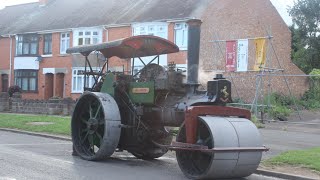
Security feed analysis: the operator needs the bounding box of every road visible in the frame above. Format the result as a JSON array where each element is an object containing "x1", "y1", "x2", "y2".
[
  {"x1": 0, "y1": 131, "x2": 283, "y2": 180},
  {"x1": 261, "y1": 115, "x2": 320, "y2": 159}
]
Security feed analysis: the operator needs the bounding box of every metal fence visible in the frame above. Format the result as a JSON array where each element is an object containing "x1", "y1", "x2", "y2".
[{"x1": 224, "y1": 73, "x2": 320, "y2": 122}]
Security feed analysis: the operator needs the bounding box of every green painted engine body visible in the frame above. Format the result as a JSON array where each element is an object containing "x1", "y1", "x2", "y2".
[{"x1": 100, "y1": 73, "x2": 155, "y2": 105}]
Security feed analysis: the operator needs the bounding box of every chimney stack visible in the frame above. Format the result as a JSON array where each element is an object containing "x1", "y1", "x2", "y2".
[{"x1": 186, "y1": 19, "x2": 202, "y2": 85}]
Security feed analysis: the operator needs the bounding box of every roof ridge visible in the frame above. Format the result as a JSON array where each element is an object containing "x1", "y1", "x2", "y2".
[{"x1": 3, "y1": 2, "x2": 39, "y2": 9}]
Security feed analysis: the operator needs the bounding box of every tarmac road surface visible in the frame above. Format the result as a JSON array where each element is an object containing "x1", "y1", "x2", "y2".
[
  {"x1": 0, "y1": 131, "x2": 284, "y2": 180},
  {"x1": 261, "y1": 117, "x2": 320, "y2": 159}
]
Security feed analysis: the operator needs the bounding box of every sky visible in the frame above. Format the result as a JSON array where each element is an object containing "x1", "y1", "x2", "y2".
[{"x1": 0, "y1": 0, "x2": 295, "y2": 25}]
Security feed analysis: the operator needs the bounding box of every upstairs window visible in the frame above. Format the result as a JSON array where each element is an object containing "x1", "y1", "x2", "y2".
[
  {"x1": 43, "y1": 34, "x2": 52, "y2": 55},
  {"x1": 73, "y1": 29, "x2": 102, "y2": 46},
  {"x1": 133, "y1": 23, "x2": 168, "y2": 39},
  {"x1": 14, "y1": 70, "x2": 38, "y2": 92},
  {"x1": 16, "y1": 35, "x2": 38, "y2": 56},
  {"x1": 132, "y1": 23, "x2": 169, "y2": 70},
  {"x1": 174, "y1": 23, "x2": 188, "y2": 50},
  {"x1": 60, "y1": 32, "x2": 70, "y2": 54}
]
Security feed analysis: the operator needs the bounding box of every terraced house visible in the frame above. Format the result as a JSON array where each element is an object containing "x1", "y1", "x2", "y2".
[{"x1": 0, "y1": 0, "x2": 307, "y2": 101}]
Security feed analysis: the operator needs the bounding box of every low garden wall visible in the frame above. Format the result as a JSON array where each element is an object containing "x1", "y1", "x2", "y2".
[
  {"x1": 0, "y1": 92, "x2": 75, "y2": 116},
  {"x1": 0, "y1": 92, "x2": 9, "y2": 112}
]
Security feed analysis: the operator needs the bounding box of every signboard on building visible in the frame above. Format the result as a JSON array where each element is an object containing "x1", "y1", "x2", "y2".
[
  {"x1": 237, "y1": 39, "x2": 249, "y2": 72},
  {"x1": 254, "y1": 38, "x2": 267, "y2": 71},
  {"x1": 225, "y1": 41, "x2": 237, "y2": 72}
]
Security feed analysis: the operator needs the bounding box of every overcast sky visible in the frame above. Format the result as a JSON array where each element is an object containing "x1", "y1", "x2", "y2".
[{"x1": 0, "y1": 0, "x2": 295, "y2": 25}]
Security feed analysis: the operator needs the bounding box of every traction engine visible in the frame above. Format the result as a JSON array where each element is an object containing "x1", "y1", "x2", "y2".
[{"x1": 67, "y1": 19, "x2": 268, "y2": 179}]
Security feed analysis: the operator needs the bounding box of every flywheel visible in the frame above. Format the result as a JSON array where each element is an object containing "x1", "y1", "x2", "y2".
[{"x1": 71, "y1": 92, "x2": 121, "y2": 161}]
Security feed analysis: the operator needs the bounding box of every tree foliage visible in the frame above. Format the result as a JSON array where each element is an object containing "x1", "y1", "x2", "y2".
[{"x1": 289, "y1": 0, "x2": 320, "y2": 73}]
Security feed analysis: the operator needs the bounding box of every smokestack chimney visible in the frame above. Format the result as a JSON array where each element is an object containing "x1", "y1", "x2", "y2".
[{"x1": 186, "y1": 19, "x2": 202, "y2": 85}]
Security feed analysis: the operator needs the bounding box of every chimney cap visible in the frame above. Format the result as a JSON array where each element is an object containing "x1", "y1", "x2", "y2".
[{"x1": 186, "y1": 19, "x2": 202, "y2": 26}]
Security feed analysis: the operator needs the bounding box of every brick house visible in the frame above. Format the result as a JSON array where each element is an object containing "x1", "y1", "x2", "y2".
[{"x1": 0, "y1": 0, "x2": 307, "y2": 102}]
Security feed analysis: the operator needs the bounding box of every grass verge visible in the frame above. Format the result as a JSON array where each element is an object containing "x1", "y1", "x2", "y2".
[
  {"x1": 251, "y1": 115, "x2": 265, "y2": 129},
  {"x1": 0, "y1": 113, "x2": 71, "y2": 135},
  {"x1": 263, "y1": 147, "x2": 320, "y2": 172}
]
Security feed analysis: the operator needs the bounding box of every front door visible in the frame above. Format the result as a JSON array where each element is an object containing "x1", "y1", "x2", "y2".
[
  {"x1": 44, "y1": 73, "x2": 54, "y2": 99},
  {"x1": 55, "y1": 73, "x2": 65, "y2": 98},
  {"x1": 1, "y1": 74, "x2": 8, "y2": 92}
]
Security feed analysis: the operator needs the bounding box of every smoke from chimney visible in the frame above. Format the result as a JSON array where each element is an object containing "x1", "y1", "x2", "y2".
[{"x1": 39, "y1": 0, "x2": 49, "y2": 6}]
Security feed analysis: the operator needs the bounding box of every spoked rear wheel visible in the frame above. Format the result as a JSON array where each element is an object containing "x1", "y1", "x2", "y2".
[{"x1": 72, "y1": 92, "x2": 121, "y2": 161}]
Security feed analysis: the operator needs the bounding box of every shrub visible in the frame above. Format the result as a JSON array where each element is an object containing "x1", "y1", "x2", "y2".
[
  {"x1": 264, "y1": 93, "x2": 292, "y2": 119},
  {"x1": 8, "y1": 85, "x2": 21, "y2": 97},
  {"x1": 299, "y1": 69, "x2": 320, "y2": 109},
  {"x1": 268, "y1": 105, "x2": 292, "y2": 119}
]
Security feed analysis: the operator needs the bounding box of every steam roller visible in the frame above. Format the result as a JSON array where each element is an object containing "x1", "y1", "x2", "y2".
[{"x1": 67, "y1": 19, "x2": 268, "y2": 179}]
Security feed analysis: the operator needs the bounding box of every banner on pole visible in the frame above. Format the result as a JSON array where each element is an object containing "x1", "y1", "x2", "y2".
[
  {"x1": 254, "y1": 38, "x2": 267, "y2": 71},
  {"x1": 237, "y1": 39, "x2": 248, "y2": 72},
  {"x1": 225, "y1": 40, "x2": 237, "y2": 72}
]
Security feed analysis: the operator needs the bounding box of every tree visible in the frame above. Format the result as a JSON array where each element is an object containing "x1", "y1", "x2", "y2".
[{"x1": 289, "y1": 0, "x2": 320, "y2": 74}]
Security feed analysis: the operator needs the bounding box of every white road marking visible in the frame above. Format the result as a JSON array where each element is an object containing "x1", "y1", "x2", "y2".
[
  {"x1": 115, "y1": 154, "x2": 176, "y2": 161},
  {"x1": 1, "y1": 146, "x2": 75, "y2": 166}
]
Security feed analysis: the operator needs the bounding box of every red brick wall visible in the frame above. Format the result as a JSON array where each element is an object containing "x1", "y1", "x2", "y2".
[
  {"x1": 21, "y1": 32, "x2": 73, "y2": 100},
  {"x1": 0, "y1": 37, "x2": 11, "y2": 92},
  {"x1": 0, "y1": 37, "x2": 11, "y2": 71},
  {"x1": 107, "y1": 26, "x2": 132, "y2": 72},
  {"x1": 39, "y1": 32, "x2": 73, "y2": 98},
  {"x1": 198, "y1": 0, "x2": 308, "y2": 102}
]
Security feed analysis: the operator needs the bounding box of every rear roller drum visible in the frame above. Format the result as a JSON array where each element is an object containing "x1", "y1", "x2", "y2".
[
  {"x1": 72, "y1": 92, "x2": 121, "y2": 161},
  {"x1": 176, "y1": 117, "x2": 263, "y2": 179}
]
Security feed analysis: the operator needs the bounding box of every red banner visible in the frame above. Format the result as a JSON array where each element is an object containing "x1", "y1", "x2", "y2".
[{"x1": 225, "y1": 41, "x2": 237, "y2": 72}]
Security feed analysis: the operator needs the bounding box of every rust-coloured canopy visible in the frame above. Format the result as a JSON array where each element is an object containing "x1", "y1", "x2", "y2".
[{"x1": 66, "y1": 35, "x2": 179, "y2": 59}]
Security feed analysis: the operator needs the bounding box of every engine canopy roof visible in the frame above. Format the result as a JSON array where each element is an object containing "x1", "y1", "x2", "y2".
[{"x1": 66, "y1": 35, "x2": 179, "y2": 59}]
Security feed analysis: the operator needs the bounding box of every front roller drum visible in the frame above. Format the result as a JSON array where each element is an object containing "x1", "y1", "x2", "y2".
[
  {"x1": 176, "y1": 117, "x2": 263, "y2": 179},
  {"x1": 72, "y1": 92, "x2": 121, "y2": 161}
]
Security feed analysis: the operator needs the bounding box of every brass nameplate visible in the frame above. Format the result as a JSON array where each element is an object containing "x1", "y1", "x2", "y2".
[{"x1": 132, "y1": 88, "x2": 150, "y2": 94}]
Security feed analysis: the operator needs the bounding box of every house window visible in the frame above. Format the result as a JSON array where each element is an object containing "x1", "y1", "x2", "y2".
[
  {"x1": 174, "y1": 23, "x2": 188, "y2": 50},
  {"x1": 132, "y1": 23, "x2": 169, "y2": 69},
  {"x1": 72, "y1": 68, "x2": 98, "y2": 93},
  {"x1": 43, "y1": 34, "x2": 52, "y2": 55},
  {"x1": 133, "y1": 23, "x2": 168, "y2": 39},
  {"x1": 14, "y1": 70, "x2": 38, "y2": 92},
  {"x1": 16, "y1": 35, "x2": 38, "y2": 56},
  {"x1": 60, "y1": 32, "x2": 70, "y2": 54},
  {"x1": 73, "y1": 29, "x2": 102, "y2": 46}
]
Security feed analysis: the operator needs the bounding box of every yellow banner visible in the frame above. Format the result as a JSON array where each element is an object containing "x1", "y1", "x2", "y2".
[{"x1": 254, "y1": 38, "x2": 267, "y2": 71}]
